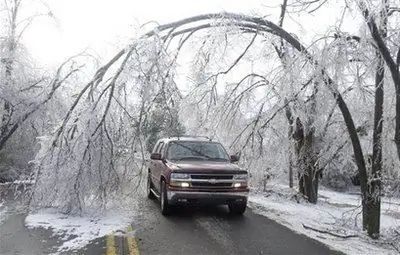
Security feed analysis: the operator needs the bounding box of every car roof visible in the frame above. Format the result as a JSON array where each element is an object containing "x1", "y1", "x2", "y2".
[{"x1": 157, "y1": 136, "x2": 218, "y2": 144}]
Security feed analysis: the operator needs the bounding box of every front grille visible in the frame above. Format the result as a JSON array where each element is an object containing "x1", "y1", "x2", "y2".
[
  {"x1": 191, "y1": 182, "x2": 232, "y2": 187},
  {"x1": 191, "y1": 174, "x2": 233, "y2": 180},
  {"x1": 189, "y1": 174, "x2": 234, "y2": 189}
]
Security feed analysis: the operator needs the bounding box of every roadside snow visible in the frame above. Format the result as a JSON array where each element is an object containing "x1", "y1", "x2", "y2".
[
  {"x1": 24, "y1": 179, "x2": 146, "y2": 254},
  {"x1": 0, "y1": 201, "x2": 7, "y2": 224},
  {"x1": 1, "y1": 180, "x2": 36, "y2": 185},
  {"x1": 249, "y1": 184, "x2": 400, "y2": 255},
  {"x1": 25, "y1": 207, "x2": 133, "y2": 254}
]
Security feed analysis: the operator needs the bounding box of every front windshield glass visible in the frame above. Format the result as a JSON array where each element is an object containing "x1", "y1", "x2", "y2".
[{"x1": 166, "y1": 141, "x2": 229, "y2": 161}]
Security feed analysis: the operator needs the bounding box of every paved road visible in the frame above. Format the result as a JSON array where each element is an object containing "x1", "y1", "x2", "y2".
[
  {"x1": 1, "y1": 188, "x2": 342, "y2": 255},
  {"x1": 133, "y1": 199, "x2": 341, "y2": 255}
]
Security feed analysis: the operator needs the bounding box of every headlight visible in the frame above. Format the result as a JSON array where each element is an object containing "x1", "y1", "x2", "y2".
[
  {"x1": 233, "y1": 173, "x2": 248, "y2": 180},
  {"x1": 170, "y1": 173, "x2": 191, "y2": 188},
  {"x1": 233, "y1": 183, "x2": 242, "y2": 188},
  {"x1": 170, "y1": 173, "x2": 190, "y2": 180}
]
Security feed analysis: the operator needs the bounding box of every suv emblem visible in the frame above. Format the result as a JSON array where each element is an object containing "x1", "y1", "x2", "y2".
[{"x1": 208, "y1": 179, "x2": 217, "y2": 184}]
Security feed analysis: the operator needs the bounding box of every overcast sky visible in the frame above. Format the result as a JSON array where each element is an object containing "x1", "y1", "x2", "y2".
[
  {"x1": 21, "y1": 0, "x2": 360, "y2": 67},
  {"x1": 23, "y1": 0, "x2": 268, "y2": 66}
]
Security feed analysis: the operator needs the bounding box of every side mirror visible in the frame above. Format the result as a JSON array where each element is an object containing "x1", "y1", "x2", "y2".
[
  {"x1": 150, "y1": 153, "x2": 162, "y2": 160},
  {"x1": 230, "y1": 155, "x2": 239, "y2": 163}
]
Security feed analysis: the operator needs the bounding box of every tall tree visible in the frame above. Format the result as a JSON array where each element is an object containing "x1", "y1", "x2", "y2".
[
  {"x1": 35, "y1": 12, "x2": 358, "y2": 206},
  {"x1": 363, "y1": 0, "x2": 387, "y2": 239},
  {"x1": 0, "y1": 0, "x2": 80, "y2": 184},
  {"x1": 0, "y1": 0, "x2": 78, "y2": 152}
]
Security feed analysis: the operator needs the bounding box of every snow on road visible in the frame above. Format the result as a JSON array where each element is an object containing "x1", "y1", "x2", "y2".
[
  {"x1": 25, "y1": 207, "x2": 135, "y2": 254},
  {"x1": 21, "y1": 181, "x2": 400, "y2": 255},
  {"x1": 249, "y1": 183, "x2": 400, "y2": 255}
]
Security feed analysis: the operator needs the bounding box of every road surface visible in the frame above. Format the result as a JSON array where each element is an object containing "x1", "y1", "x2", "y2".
[{"x1": 1, "y1": 188, "x2": 342, "y2": 255}]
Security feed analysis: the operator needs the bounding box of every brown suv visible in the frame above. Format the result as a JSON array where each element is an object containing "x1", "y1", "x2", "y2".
[{"x1": 147, "y1": 136, "x2": 249, "y2": 215}]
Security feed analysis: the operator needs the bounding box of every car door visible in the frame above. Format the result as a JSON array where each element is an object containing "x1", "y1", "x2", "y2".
[
  {"x1": 153, "y1": 141, "x2": 165, "y2": 194},
  {"x1": 149, "y1": 141, "x2": 161, "y2": 191}
]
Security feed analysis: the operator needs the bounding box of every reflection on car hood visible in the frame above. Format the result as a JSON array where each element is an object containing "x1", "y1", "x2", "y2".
[{"x1": 166, "y1": 161, "x2": 245, "y2": 174}]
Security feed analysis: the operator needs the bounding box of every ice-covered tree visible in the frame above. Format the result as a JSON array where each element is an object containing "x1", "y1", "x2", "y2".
[
  {"x1": 30, "y1": 1, "x2": 400, "y2": 239},
  {"x1": 0, "y1": 0, "x2": 80, "y2": 182}
]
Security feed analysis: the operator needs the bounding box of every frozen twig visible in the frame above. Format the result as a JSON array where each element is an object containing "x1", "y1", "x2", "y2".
[{"x1": 302, "y1": 224, "x2": 359, "y2": 238}]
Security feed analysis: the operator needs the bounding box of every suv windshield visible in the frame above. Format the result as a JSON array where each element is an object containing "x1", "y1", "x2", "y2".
[{"x1": 166, "y1": 141, "x2": 229, "y2": 161}]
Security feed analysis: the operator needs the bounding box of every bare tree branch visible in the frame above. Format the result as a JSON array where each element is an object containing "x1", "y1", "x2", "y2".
[{"x1": 302, "y1": 224, "x2": 358, "y2": 238}]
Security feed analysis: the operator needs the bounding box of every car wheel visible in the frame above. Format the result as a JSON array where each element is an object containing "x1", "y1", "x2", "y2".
[
  {"x1": 147, "y1": 173, "x2": 155, "y2": 200},
  {"x1": 160, "y1": 181, "x2": 171, "y2": 216},
  {"x1": 229, "y1": 203, "x2": 247, "y2": 215}
]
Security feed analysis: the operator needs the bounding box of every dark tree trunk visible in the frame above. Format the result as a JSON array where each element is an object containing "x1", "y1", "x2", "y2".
[
  {"x1": 364, "y1": 1, "x2": 387, "y2": 238},
  {"x1": 363, "y1": 53, "x2": 384, "y2": 237},
  {"x1": 288, "y1": 137, "x2": 294, "y2": 188},
  {"x1": 284, "y1": 99, "x2": 294, "y2": 188},
  {"x1": 294, "y1": 82, "x2": 319, "y2": 204},
  {"x1": 298, "y1": 174, "x2": 305, "y2": 195},
  {"x1": 303, "y1": 170, "x2": 318, "y2": 203},
  {"x1": 293, "y1": 117, "x2": 305, "y2": 194},
  {"x1": 292, "y1": 116, "x2": 318, "y2": 203},
  {"x1": 360, "y1": 2, "x2": 400, "y2": 162},
  {"x1": 299, "y1": 129, "x2": 318, "y2": 203}
]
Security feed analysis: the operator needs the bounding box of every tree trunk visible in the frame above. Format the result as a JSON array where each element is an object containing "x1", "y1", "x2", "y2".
[
  {"x1": 364, "y1": 1, "x2": 387, "y2": 237},
  {"x1": 363, "y1": 54, "x2": 384, "y2": 236},
  {"x1": 303, "y1": 169, "x2": 318, "y2": 203},
  {"x1": 292, "y1": 116, "x2": 319, "y2": 203},
  {"x1": 359, "y1": 1, "x2": 400, "y2": 162},
  {"x1": 365, "y1": 197, "x2": 381, "y2": 239},
  {"x1": 300, "y1": 129, "x2": 318, "y2": 203},
  {"x1": 288, "y1": 147, "x2": 294, "y2": 188},
  {"x1": 284, "y1": 99, "x2": 294, "y2": 188},
  {"x1": 293, "y1": 117, "x2": 304, "y2": 193}
]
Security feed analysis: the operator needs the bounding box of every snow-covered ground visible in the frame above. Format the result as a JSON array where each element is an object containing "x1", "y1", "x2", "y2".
[
  {"x1": 20, "y1": 182, "x2": 400, "y2": 255},
  {"x1": 249, "y1": 183, "x2": 400, "y2": 255},
  {"x1": 0, "y1": 180, "x2": 36, "y2": 185},
  {"x1": 0, "y1": 201, "x2": 7, "y2": 225},
  {"x1": 25, "y1": 202, "x2": 139, "y2": 254}
]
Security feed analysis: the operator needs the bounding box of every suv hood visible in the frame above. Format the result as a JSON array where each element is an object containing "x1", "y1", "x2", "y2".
[{"x1": 166, "y1": 161, "x2": 246, "y2": 174}]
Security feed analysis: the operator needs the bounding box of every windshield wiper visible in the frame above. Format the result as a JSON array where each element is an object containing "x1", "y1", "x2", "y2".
[
  {"x1": 173, "y1": 156, "x2": 206, "y2": 161},
  {"x1": 206, "y1": 157, "x2": 228, "y2": 161}
]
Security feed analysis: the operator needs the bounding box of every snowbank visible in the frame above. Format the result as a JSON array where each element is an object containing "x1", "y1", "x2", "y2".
[
  {"x1": 25, "y1": 207, "x2": 134, "y2": 254},
  {"x1": 249, "y1": 184, "x2": 400, "y2": 255},
  {"x1": 0, "y1": 201, "x2": 7, "y2": 225}
]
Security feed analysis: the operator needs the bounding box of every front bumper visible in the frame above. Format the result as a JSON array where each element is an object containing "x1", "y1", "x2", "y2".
[{"x1": 167, "y1": 190, "x2": 249, "y2": 205}]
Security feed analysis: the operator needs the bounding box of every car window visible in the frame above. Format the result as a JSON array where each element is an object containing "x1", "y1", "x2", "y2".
[
  {"x1": 152, "y1": 142, "x2": 161, "y2": 153},
  {"x1": 166, "y1": 141, "x2": 229, "y2": 161},
  {"x1": 157, "y1": 142, "x2": 165, "y2": 154}
]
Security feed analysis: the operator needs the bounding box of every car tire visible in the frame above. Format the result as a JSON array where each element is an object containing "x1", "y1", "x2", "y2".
[
  {"x1": 160, "y1": 180, "x2": 171, "y2": 216},
  {"x1": 147, "y1": 173, "x2": 155, "y2": 200},
  {"x1": 229, "y1": 203, "x2": 247, "y2": 215}
]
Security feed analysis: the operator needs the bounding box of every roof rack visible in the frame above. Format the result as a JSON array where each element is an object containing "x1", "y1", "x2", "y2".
[{"x1": 168, "y1": 135, "x2": 212, "y2": 141}]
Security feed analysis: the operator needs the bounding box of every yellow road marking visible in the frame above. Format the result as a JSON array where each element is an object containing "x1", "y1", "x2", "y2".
[
  {"x1": 127, "y1": 225, "x2": 140, "y2": 255},
  {"x1": 106, "y1": 233, "x2": 117, "y2": 255}
]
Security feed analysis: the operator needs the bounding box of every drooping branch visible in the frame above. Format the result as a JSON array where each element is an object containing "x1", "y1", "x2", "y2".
[
  {"x1": 359, "y1": 1, "x2": 400, "y2": 161},
  {"x1": 92, "y1": 47, "x2": 135, "y2": 135},
  {"x1": 302, "y1": 224, "x2": 358, "y2": 238},
  {"x1": 0, "y1": 56, "x2": 83, "y2": 151},
  {"x1": 133, "y1": 12, "x2": 366, "y2": 205},
  {"x1": 33, "y1": 11, "x2": 370, "y2": 216},
  {"x1": 52, "y1": 49, "x2": 126, "y2": 146}
]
